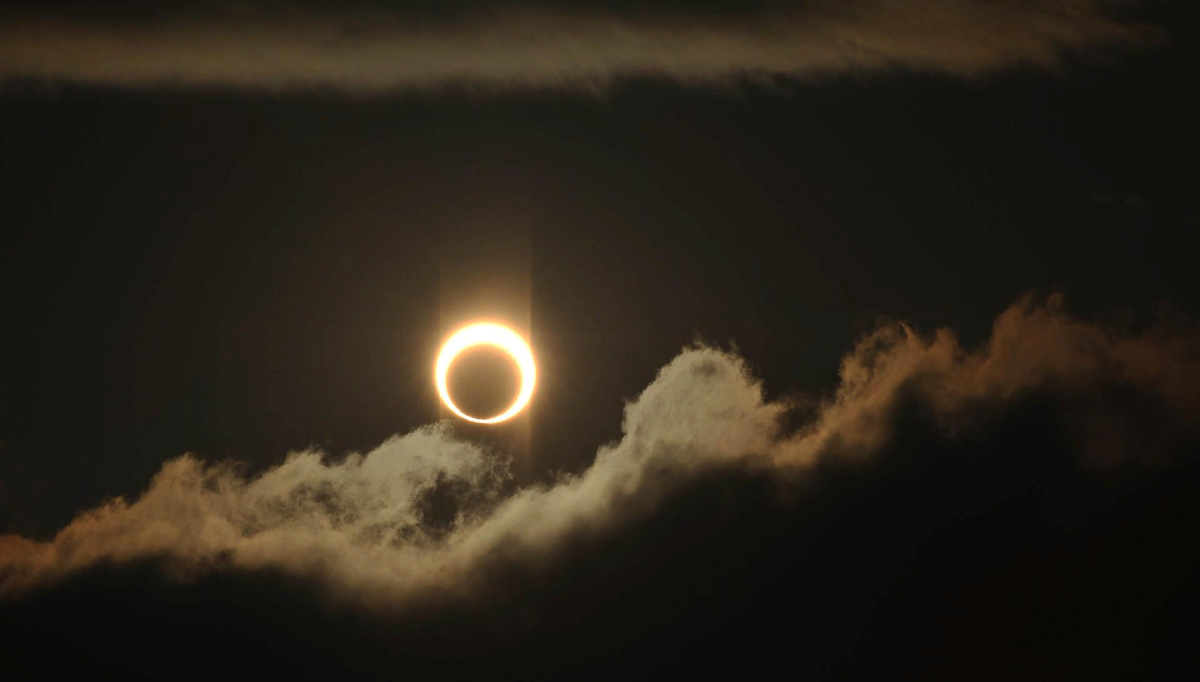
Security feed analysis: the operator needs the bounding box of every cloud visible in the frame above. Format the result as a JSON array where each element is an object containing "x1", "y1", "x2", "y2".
[
  {"x1": 2, "y1": 294, "x2": 1199, "y2": 678},
  {"x1": 2, "y1": 294, "x2": 1197, "y2": 596},
  {"x1": 0, "y1": 1, "x2": 1163, "y2": 93}
]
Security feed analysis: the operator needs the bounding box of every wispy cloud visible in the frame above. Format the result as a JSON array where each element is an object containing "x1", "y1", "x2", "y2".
[{"x1": 0, "y1": 1, "x2": 1162, "y2": 92}]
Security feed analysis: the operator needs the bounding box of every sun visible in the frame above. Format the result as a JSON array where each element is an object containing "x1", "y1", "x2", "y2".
[{"x1": 435, "y1": 322, "x2": 537, "y2": 424}]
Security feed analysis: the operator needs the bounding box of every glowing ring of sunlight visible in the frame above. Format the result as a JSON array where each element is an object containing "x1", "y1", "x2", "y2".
[{"x1": 435, "y1": 322, "x2": 537, "y2": 424}]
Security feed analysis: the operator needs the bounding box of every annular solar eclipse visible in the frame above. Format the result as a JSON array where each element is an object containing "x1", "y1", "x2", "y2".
[{"x1": 435, "y1": 322, "x2": 537, "y2": 424}]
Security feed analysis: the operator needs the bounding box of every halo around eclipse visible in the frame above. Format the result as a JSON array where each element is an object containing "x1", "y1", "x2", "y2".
[{"x1": 435, "y1": 322, "x2": 536, "y2": 424}]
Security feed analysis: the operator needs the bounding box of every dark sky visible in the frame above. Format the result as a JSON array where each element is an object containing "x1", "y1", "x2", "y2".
[{"x1": 1, "y1": 1, "x2": 1199, "y2": 679}]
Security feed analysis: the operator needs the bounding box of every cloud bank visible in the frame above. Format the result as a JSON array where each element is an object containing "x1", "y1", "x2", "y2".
[
  {"x1": 2, "y1": 294, "x2": 1199, "y2": 678},
  {"x1": 2, "y1": 294, "x2": 1196, "y2": 600},
  {"x1": 0, "y1": 1, "x2": 1161, "y2": 92}
]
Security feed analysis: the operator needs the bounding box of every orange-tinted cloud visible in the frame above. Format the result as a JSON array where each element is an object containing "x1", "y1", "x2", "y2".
[
  {"x1": 2, "y1": 294, "x2": 1196, "y2": 603},
  {"x1": 0, "y1": 1, "x2": 1162, "y2": 92}
]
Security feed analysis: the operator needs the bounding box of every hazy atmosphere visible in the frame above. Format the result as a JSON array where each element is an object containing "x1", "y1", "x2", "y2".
[{"x1": 2, "y1": 1, "x2": 1197, "y2": 679}]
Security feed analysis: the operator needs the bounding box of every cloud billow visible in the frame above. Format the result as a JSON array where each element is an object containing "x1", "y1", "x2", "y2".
[
  {"x1": 1, "y1": 294, "x2": 1198, "y2": 678},
  {"x1": 0, "y1": 1, "x2": 1162, "y2": 93}
]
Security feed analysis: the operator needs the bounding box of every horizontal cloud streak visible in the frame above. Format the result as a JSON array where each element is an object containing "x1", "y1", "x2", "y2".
[
  {"x1": 0, "y1": 1, "x2": 1161, "y2": 92},
  {"x1": 1, "y1": 294, "x2": 1197, "y2": 607}
]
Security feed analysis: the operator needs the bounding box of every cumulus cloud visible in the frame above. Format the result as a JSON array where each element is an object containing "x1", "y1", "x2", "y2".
[
  {"x1": 1, "y1": 294, "x2": 1196, "y2": 608},
  {"x1": 0, "y1": 1, "x2": 1163, "y2": 92},
  {"x1": 3, "y1": 294, "x2": 1200, "y2": 678}
]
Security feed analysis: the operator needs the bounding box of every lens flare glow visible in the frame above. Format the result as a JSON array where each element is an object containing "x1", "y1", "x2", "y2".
[{"x1": 435, "y1": 322, "x2": 537, "y2": 424}]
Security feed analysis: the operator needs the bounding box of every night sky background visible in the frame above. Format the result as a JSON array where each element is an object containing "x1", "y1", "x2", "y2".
[{"x1": 2, "y1": 1, "x2": 1199, "y2": 679}]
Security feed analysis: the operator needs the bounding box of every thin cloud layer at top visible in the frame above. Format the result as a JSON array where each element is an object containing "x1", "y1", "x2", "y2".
[{"x1": 0, "y1": 1, "x2": 1160, "y2": 92}]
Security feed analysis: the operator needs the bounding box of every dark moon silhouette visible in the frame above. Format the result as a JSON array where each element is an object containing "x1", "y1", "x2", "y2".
[{"x1": 445, "y1": 345, "x2": 523, "y2": 421}]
